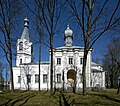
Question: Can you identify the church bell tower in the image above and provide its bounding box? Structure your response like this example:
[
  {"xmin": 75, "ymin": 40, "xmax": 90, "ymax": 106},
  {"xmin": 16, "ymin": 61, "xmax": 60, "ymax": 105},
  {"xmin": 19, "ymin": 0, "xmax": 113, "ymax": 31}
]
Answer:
[{"xmin": 16, "ymin": 17, "xmax": 33, "ymax": 66}]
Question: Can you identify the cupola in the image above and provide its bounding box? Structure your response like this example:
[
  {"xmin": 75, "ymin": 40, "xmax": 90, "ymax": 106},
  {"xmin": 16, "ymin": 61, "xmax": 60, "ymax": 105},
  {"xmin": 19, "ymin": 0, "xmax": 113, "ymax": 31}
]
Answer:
[
  {"xmin": 65, "ymin": 25, "xmax": 73, "ymax": 36},
  {"xmin": 64, "ymin": 25, "xmax": 73, "ymax": 47}
]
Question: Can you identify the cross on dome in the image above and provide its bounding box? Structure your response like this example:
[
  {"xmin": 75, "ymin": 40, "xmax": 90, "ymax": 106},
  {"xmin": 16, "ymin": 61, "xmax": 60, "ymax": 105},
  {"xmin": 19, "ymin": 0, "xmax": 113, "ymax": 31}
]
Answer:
[{"xmin": 67, "ymin": 25, "xmax": 69, "ymax": 29}]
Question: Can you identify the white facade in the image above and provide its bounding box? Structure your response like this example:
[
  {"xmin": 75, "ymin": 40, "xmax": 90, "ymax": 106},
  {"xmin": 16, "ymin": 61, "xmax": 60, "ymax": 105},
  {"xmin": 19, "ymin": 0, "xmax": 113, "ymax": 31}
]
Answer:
[
  {"xmin": 13, "ymin": 18, "xmax": 105, "ymax": 91},
  {"xmin": 91, "ymin": 62, "xmax": 105, "ymax": 88}
]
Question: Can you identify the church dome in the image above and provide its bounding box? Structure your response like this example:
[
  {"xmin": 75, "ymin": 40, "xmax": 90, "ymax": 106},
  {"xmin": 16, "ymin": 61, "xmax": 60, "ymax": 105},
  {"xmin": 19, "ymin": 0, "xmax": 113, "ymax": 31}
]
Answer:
[{"xmin": 65, "ymin": 25, "xmax": 73, "ymax": 36}]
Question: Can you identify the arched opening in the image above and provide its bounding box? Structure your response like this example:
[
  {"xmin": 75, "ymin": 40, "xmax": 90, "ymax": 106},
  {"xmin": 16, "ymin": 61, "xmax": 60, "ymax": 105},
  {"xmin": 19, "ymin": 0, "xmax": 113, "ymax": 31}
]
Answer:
[
  {"xmin": 19, "ymin": 42, "xmax": 23, "ymax": 50},
  {"xmin": 67, "ymin": 69, "xmax": 76, "ymax": 87}
]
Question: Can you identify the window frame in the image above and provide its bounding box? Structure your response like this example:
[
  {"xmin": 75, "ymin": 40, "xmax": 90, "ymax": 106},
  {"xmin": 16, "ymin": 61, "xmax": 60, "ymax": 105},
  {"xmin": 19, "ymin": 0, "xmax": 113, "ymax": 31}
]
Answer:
[
  {"xmin": 57, "ymin": 58, "xmax": 61, "ymax": 65},
  {"xmin": 80, "ymin": 58, "xmax": 83, "ymax": 64},
  {"xmin": 20, "ymin": 59, "xmax": 22, "ymax": 64},
  {"xmin": 18, "ymin": 76, "xmax": 21, "ymax": 83},
  {"xmin": 43, "ymin": 74, "xmax": 47, "ymax": 83},
  {"xmin": 57, "ymin": 74, "xmax": 61, "ymax": 83},
  {"xmin": 35, "ymin": 74, "xmax": 39, "ymax": 83},
  {"xmin": 19, "ymin": 42, "xmax": 23, "ymax": 50},
  {"xmin": 69, "ymin": 58, "xmax": 73, "ymax": 65},
  {"xmin": 26, "ymin": 74, "xmax": 31, "ymax": 83},
  {"xmin": 80, "ymin": 74, "xmax": 83, "ymax": 83}
]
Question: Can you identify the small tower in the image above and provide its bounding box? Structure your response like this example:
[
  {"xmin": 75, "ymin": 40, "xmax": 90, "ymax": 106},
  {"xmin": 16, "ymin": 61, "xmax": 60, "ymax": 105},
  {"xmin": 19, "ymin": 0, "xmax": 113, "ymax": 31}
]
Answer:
[
  {"xmin": 16, "ymin": 17, "xmax": 33, "ymax": 66},
  {"xmin": 64, "ymin": 25, "xmax": 73, "ymax": 46}
]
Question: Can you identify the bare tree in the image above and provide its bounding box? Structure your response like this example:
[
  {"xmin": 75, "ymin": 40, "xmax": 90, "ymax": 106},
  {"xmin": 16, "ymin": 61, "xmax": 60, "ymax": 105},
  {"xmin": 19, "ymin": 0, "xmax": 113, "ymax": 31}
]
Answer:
[
  {"xmin": 35, "ymin": 13, "xmax": 43, "ymax": 94},
  {"xmin": 33, "ymin": 0, "xmax": 65, "ymax": 93},
  {"xmin": 0, "ymin": 62, "xmax": 5, "ymax": 91},
  {"xmin": 68, "ymin": 0, "xmax": 120, "ymax": 95},
  {"xmin": 20, "ymin": 64, "xmax": 35, "ymax": 90},
  {"xmin": 103, "ymin": 38, "xmax": 120, "ymax": 88},
  {"xmin": 0, "ymin": 0, "xmax": 23, "ymax": 93},
  {"xmin": 5, "ymin": 64, "xmax": 9, "ymax": 90}
]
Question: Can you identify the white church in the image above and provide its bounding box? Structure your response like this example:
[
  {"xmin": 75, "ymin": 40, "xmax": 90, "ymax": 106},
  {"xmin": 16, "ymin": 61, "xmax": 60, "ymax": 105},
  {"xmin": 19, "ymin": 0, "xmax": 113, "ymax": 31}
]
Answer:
[{"xmin": 12, "ymin": 17, "xmax": 105, "ymax": 91}]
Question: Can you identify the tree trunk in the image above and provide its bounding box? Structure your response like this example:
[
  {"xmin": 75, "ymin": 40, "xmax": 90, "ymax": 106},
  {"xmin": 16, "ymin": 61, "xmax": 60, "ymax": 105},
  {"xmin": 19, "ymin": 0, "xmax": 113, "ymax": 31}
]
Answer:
[
  {"xmin": 110, "ymin": 74, "xmax": 114, "ymax": 88},
  {"xmin": 62, "ymin": 70, "xmax": 65, "ymax": 92},
  {"xmin": 50, "ymin": 0, "xmax": 54, "ymax": 93},
  {"xmin": 10, "ymin": 62, "xmax": 14, "ymax": 93},
  {"xmin": 117, "ymin": 81, "xmax": 120, "ymax": 94},
  {"xmin": 6, "ymin": 64, "xmax": 8, "ymax": 90},
  {"xmin": 9, "ymin": 44, "xmax": 14, "ymax": 93},
  {"xmin": 50, "ymin": 33, "xmax": 53, "ymax": 92},
  {"xmin": 82, "ymin": 50, "xmax": 88, "ymax": 95},
  {"xmin": 0, "ymin": 70, "xmax": 2, "ymax": 91},
  {"xmin": 38, "ymin": 42, "xmax": 41, "ymax": 94}
]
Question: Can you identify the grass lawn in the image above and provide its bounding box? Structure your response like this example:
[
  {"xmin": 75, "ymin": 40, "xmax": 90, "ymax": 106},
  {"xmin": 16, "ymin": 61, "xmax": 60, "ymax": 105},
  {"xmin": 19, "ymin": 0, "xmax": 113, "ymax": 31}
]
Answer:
[{"xmin": 0, "ymin": 89, "xmax": 120, "ymax": 106}]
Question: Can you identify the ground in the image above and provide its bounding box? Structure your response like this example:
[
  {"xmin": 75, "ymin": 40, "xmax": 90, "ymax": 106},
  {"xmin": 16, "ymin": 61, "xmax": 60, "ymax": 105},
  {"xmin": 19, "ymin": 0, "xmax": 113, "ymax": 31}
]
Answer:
[{"xmin": 0, "ymin": 89, "xmax": 120, "ymax": 106}]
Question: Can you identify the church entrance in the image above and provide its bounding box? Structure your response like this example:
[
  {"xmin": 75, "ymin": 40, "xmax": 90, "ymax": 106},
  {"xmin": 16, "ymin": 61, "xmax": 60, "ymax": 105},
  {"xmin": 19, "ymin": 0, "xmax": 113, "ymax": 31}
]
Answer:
[{"xmin": 67, "ymin": 69, "xmax": 76, "ymax": 92}]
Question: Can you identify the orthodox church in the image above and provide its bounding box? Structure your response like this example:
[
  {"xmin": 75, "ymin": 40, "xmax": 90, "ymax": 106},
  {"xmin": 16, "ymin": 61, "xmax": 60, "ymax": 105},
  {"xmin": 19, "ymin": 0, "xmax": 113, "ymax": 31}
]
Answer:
[{"xmin": 12, "ymin": 17, "xmax": 105, "ymax": 91}]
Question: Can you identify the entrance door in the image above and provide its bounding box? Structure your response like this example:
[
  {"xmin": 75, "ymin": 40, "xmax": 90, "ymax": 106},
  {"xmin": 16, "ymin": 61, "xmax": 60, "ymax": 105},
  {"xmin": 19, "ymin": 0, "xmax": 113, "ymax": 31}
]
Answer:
[{"xmin": 67, "ymin": 69, "xmax": 75, "ymax": 87}]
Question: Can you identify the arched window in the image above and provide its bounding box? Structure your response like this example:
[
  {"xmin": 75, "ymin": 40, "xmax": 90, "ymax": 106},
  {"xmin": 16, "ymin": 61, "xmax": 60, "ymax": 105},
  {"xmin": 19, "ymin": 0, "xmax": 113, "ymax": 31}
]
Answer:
[
  {"xmin": 31, "ymin": 45, "xmax": 33, "ymax": 54},
  {"xmin": 19, "ymin": 42, "xmax": 23, "ymax": 50},
  {"xmin": 20, "ymin": 59, "xmax": 22, "ymax": 64},
  {"xmin": 26, "ymin": 74, "xmax": 31, "ymax": 83}
]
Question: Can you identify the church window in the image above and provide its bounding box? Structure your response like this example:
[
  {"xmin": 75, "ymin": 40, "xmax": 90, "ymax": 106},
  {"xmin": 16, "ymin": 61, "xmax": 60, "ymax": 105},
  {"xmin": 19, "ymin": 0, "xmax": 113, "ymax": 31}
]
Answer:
[
  {"xmin": 57, "ymin": 58, "xmax": 61, "ymax": 65},
  {"xmin": 18, "ymin": 76, "xmax": 21, "ymax": 83},
  {"xmin": 35, "ymin": 74, "xmax": 39, "ymax": 83},
  {"xmin": 80, "ymin": 74, "xmax": 83, "ymax": 83},
  {"xmin": 20, "ymin": 59, "xmax": 22, "ymax": 64},
  {"xmin": 31, "ymin": 45, "xmax": 33, "ymax": 54},
  {"xmin": 57, "ymin": 74, "xmax": 61, "ymax": 83},
  {"xmin": 43, "ymin": 74, "xmax": 47, "ymax": 83},
  {"xmin": 69, "ymin": 58, "xmax": 73, "ymax": 64},
  {"xmin": 80, "ymin": 58, "xmax": 83, "ymax": 64},
  {"xmin": 19, "ymin": 42, "xmax": 23, "ymax": 50},
  {"xmin": 26, "ymin": 74, "xmax": 31, "ymax": 83}
]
